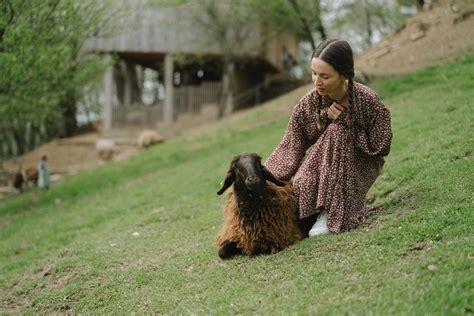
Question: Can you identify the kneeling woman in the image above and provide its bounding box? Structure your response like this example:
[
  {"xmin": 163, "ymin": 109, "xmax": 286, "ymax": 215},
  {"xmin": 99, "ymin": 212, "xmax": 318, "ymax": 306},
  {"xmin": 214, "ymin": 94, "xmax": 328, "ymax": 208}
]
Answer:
[{"xmin": 265, "ymin": 39, "xmax": 392, "ymax": 236}]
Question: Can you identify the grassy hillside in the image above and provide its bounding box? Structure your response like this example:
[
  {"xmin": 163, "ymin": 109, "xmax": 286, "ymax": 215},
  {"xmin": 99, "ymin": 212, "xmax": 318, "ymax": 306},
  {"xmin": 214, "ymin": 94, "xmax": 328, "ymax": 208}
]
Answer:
[{"xmin": 1, "ymin": 54, "xmax": 473, "ymax": 314}]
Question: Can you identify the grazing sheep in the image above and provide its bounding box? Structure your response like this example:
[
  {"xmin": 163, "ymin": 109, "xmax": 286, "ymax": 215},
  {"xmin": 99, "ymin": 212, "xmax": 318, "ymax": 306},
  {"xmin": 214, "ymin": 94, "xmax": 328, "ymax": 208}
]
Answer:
[
  {"xmin": 11, "ymin": 171, "xmax": 24, "ymax": 193},
  {"xmin": 24, "ymin": 166, "xmax": 38, "ymax": 187},
  {"xmin": 8, "ymin": 166, "xmax": 39, "ymax": 192},
  {"xmin": 215, "ymin": 153, "xmax": 303, "ymax": 259},
  {"xmin": 95, "ymin": 139, "xmax": 116, "ymax": 161},
  {"xmin": 137, "ymin": 130, "xmax": 164, "ymax": 150}
]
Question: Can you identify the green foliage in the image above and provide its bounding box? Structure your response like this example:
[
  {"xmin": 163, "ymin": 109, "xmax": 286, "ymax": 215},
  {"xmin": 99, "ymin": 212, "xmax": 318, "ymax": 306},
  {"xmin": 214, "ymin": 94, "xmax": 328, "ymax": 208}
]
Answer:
[
  {"xmin": 328, "ymin": 0, "xmax": 407, "ymax": 51},
  {"xmin": 156, "ymin": 0, "xmax": 325, "ymax": 53},
  {"xmin": 251, "ymin": 0, "xmax": 326, "ymax": 46},
  {"xmin": 0, "ymin": 55, "xmax": 473, "ymax": 314},
  {"xmin": 155, "ymin": 0, "xmax": 261, "ymax": 58},
  {"xmin": 0, "ymin": 0, "xmax": 113, "ymax": 156},
  {"xmin": 397, "ymin": 0, "xmax": 417, "ymax": 6}
]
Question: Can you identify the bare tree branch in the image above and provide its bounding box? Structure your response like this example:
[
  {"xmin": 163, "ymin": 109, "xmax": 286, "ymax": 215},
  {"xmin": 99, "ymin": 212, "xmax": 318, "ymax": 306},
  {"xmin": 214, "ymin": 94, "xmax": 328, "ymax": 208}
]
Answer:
[{"xmin": 288, "ymin": 0, "xmax": 316, "ymax": 49}]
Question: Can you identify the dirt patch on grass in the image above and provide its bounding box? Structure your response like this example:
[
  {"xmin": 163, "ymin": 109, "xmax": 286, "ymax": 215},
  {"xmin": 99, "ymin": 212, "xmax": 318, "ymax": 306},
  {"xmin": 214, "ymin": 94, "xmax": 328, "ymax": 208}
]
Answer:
[
  {"xmin": 0, "ymin": 261, "xmax": 53, "ymax": 313},
  {"xmin": 356, "ymin": 0, "xmax": 474, "ymax": 77},
  {"xmin": 455, "ymin": 151, "xmax": 473, "ymax": 160},
  {"xmin": 1, "ymin": 84, "xmax": 305, "ymax": 196},
  {"xmin": 0, "ymin": 260, "xmax": 80, "ymax": 314},
  {"xmin": 2, "ymin": 132, "xmax": 138, "ymax": 175}
]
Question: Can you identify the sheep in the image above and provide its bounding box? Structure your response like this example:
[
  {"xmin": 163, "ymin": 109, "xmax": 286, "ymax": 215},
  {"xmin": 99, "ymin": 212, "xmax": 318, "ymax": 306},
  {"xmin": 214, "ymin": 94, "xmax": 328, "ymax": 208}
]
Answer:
[
  {"xmin": 8, "ymin": 166, "xmax": 39, "ymax": 193},
  {"xmin": 24, "ymin": 166, "xmax": 38, "ymax": 187},
  {"xmin": 95, "ymin": 139, "xmax": 116, "ymax": 161},
  {"xmin": 137, "ymin": 130, "xmax": 164, "ymax": 150},
  {"xmin": 215, "ymin": 152, "xmax": 303, "ymax": 259},
  {"xmin": 10, "ymin": 171, "xmax": 24, "ymax": 193}
]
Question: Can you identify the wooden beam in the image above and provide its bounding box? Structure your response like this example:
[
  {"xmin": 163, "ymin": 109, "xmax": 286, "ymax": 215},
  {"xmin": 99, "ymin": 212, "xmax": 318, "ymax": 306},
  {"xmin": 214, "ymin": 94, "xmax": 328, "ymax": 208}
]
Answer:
[
  {"xmin": 164, "ymin": 54, "xmax": 174, "ymax": 124},
  {"xmin": 103, "ymin": 56, "xmax": 113, "ymax": 130},
  {"xmin": 124, "ymin": 61, "xmax": 133, "ymax": 107}
]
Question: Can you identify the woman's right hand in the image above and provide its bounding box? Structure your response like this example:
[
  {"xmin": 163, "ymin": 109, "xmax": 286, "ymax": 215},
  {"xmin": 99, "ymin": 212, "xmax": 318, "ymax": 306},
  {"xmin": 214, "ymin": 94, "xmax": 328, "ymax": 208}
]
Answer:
[{"xmin": 327, "ymin": 102, "xmax": 346, "ymax": 120}]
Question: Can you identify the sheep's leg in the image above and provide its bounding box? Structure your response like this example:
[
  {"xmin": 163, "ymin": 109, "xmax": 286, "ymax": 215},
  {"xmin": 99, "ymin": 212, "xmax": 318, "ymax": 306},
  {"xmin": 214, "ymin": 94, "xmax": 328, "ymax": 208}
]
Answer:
[{"xmin": 218, "ymin": 241, "xmax": 241, "ymax": 259}]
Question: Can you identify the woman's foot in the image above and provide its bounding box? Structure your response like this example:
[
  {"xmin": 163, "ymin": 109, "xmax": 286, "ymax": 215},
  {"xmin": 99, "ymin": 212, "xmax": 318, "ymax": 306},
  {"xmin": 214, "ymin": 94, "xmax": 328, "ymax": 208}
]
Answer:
[{"xmin": 308, "ymin": 211, "xmax": 329, "ymax": 237}]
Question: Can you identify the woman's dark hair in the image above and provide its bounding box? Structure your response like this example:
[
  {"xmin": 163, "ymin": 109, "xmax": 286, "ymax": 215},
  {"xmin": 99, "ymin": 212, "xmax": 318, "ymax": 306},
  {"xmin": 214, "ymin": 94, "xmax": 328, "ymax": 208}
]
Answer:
[{"xmin": 312, "ymin": 39, "xmax": 357, "ymax": 138}]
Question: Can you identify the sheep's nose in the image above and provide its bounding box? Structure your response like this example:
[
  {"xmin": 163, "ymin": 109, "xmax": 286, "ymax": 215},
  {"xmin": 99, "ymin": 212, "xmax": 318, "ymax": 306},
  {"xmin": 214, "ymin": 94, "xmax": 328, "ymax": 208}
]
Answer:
[
  {"xmin": 246, "ymin": 176, "xmax": 258, "ymax": 183},
  {"xmin": 245, "ymin": 176, "xmax": 261, "ymax": 188}
]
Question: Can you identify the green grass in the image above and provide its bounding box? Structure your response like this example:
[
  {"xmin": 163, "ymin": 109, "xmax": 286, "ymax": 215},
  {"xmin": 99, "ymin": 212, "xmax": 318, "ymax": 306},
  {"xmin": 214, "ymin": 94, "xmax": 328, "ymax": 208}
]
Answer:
[{"xmin": 1, "ymin": 54, "xmax": 473, "ymax": 314}]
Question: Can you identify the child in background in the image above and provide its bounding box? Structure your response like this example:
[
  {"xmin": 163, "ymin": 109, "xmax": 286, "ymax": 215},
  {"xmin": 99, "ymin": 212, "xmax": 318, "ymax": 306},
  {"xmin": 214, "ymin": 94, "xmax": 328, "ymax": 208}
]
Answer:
[{"xmin": 37, "ymin": 155, "xmax": 50, "ymax": 190}]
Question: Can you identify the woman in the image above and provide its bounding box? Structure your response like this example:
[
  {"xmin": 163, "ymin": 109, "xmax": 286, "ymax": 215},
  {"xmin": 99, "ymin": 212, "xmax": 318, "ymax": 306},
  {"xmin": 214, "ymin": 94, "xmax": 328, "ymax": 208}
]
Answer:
[{"xmin": 265, "ymin": 39, "xmax": 392, "ymax": 236}]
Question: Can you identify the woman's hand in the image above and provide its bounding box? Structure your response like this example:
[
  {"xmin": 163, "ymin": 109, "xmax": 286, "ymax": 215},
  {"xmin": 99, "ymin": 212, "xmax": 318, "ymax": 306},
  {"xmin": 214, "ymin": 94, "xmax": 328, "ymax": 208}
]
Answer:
[{"xmin": 327, "ymin": 102, "xmax": 347, "ymax": 120}]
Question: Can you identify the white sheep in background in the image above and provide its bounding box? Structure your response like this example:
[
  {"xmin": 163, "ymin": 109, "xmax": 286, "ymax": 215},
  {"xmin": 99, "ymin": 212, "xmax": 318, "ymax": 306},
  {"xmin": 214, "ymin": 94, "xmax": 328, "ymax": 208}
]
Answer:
[{"xmin": 95, "ymin": 139, "xmax": 116, "ymax": 161}]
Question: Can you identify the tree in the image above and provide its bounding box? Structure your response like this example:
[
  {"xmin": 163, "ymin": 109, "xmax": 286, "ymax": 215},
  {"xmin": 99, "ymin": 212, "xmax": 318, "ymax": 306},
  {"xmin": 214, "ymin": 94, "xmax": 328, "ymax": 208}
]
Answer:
[
  {"xmin": 328, "ymin": 0, "xmax": 406, "ymax": 52},
  {"xmin": 0, "ymin": 0, "xmax": 117, "ymax": 158},
  {"xmin": 188, "ymin": 0, "xmax": 263, "ymax": 117},
  {"xmin": 158, "ymin": 0, "xmax": 327, "ymax": 117},
  {"xmin": 252, "ymin": 0, "xmax": 327, "ymax": 50}
]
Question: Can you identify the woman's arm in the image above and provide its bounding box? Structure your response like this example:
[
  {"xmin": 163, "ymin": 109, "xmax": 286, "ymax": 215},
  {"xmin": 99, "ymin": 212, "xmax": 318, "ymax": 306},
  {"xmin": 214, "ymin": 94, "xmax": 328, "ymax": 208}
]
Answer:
[
  {"xmin": 355, "ymin": 97, "xmax": 392, "ymax": 157},
  {"xmin": 265, "ymin": 102, "xmax": 311, "ymax": 181}
]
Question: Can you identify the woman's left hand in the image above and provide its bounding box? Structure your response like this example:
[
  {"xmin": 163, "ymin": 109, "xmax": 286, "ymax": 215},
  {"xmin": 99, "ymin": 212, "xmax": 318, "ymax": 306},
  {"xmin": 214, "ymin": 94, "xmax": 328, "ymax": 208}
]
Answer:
[{"xmin": 328, "ymin": 102, "xmax": 346, "ymax": 120}]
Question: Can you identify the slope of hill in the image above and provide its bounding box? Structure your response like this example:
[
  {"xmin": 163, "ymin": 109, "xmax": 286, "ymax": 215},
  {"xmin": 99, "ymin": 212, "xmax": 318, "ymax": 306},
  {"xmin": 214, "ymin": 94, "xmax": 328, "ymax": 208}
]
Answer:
[
  {"xmin": 0, "ymin": 54, "xmax": 472, "ymax": 314},
  {"xmin": 5, "ymin": 2, "xmax": 473, "ymax": 184},
  {"xmin": 356, "ymin": 0, "xmax": 474, "ymax": 76}
]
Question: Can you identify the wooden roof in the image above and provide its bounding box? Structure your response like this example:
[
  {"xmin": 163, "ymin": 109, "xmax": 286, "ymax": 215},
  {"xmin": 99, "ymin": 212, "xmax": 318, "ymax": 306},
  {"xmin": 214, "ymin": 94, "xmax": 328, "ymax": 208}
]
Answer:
[{"xmin": 83, "ymin": 2, "xmax": 257, "ymax": 57}]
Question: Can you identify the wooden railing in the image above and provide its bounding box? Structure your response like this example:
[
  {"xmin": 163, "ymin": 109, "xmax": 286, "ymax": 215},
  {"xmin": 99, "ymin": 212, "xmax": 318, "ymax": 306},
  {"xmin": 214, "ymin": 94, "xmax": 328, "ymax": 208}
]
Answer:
[
  {"xmin": 174, "ymin": 81, "xmax": 223, "ymax": 114},
  {"xmin": 112, "ymin": 104, "xmax": 163, "ymax": 126},
  {"xmin": 233, "ymin": 82, "xmax": 266, "ymax": 109},
  {"xmin": 111, "ymin": 81, "xmax": 223, "ymax": 126}
]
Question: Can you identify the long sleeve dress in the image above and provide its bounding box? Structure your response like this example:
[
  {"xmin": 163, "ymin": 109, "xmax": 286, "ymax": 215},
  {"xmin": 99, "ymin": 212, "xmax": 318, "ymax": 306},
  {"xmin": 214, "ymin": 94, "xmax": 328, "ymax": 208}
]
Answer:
[{"xmin": 265, "ymin": 82, "xmax": 392, "ymax": 233}]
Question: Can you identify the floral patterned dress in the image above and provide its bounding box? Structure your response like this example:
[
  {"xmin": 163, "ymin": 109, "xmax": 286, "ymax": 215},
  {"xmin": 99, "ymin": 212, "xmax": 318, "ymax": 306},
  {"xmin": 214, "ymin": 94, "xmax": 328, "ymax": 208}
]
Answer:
[{"xmin": 265, "ymin": 82, "xmax": 392, "ymax": 233}]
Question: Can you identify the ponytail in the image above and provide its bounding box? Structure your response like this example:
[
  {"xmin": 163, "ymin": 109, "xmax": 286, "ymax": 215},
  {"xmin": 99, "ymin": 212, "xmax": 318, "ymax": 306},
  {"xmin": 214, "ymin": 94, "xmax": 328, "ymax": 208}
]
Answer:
[
  {"xmin": 345, "ymin": 76, "xmax": 357, "ymax": 144},
  {"xmin": 316, "ymin": 93, "xmax": 324, "ymax": 130}
]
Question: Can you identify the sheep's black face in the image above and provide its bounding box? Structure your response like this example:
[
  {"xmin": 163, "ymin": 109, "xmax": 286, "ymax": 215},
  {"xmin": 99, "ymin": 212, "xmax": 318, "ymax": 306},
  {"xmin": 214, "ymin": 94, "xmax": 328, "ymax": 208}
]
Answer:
[
  {"xmin": 217, "ymin": 152, "xmax": 286, "ymax": 195},
  {"xmin": 234, "ymin": 153, "xmax": 264, "ymax": 192}
]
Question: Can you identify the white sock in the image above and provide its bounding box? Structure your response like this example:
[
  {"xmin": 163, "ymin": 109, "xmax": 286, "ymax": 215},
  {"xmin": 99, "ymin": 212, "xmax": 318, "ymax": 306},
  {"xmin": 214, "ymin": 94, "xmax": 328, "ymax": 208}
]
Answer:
[{"xmin": 308, "ymin": 211, "xmax": 329, "ymax": 237}]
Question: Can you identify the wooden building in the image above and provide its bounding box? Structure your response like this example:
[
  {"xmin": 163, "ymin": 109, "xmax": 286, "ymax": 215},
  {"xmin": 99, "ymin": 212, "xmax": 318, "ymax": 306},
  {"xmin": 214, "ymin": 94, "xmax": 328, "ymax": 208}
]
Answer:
[{"xmin": 83, "ymin": 1, "xmax": 299, "ymax": 129}]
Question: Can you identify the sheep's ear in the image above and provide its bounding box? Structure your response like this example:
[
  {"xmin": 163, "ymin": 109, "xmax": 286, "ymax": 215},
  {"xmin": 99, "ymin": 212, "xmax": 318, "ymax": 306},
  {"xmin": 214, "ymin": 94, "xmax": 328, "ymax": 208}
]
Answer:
[
  {"xmin": 218, "ymin": 155, "xmax": 241, "ymax": 195},
  {"xmin": 261, "ymin": 165, "xmax": 286, "ymax": 187},
  {"xmin": 217, "ymin": 170, "xmax": 235, "ymax": 195}
]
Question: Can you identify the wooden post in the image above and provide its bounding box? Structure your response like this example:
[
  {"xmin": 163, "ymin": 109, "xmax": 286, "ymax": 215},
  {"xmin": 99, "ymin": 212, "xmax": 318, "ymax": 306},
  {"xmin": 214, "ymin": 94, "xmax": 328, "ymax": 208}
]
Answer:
[
  {"xmin": 164, "ymin": 54, "xmax": 174, "ymax": 125},
  {"xmin": 124, "ymin": 61, "xmax": 133, "ymax": 107},
  {"xmin": 223, "ymin": 61, "xmax": 235, "ymax": 115},
  {"xmin": 188, "ymin": 86, "xmax": 195, "ymax": 113},
  {"xmin": 103, "ymin": 55, "xmax": 113, "ymax": 130}
]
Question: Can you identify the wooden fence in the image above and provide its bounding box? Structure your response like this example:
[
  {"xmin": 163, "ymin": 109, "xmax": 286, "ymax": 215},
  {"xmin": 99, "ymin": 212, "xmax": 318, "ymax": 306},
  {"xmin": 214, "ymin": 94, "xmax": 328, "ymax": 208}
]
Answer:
[
  {"xmin": 174, "ymin": 81, "xmax": 222, "ymax": 114},
  {"xmin": 112, "ymin": 104, "xmax": 163, "ymax": 126},
  {"xmin": 111, "ymin": 81, "xmax": 222, "ymax": 126}
]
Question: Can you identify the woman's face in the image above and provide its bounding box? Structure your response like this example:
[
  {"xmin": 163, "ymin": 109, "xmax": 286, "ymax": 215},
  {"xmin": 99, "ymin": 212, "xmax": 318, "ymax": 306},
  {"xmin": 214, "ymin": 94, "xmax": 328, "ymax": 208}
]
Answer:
[{"xmin": 311, "ymin": 57, "xmax": 345, "ymax": 98}]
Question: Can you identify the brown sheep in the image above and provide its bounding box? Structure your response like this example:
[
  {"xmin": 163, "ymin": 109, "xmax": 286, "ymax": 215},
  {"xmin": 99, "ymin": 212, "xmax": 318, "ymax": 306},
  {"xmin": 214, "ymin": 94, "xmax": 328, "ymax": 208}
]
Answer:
[
  {"xmin": 9, "ymin": 166, "xmax": 39, "ymax": 192},
  {"xmin": 137, "ymin": 130, "xmax": 164, "ymax": 150},
  {"xmin": 215, "ymin": 153, "xmax": 303, "ymax": 259},
  {"xmin": 24, "ymin": 166, "xmax": 38, "ymax": 187},
  {"xmin": 11, "ymin": 171, "xmax": 24, "ymax": 192}
]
